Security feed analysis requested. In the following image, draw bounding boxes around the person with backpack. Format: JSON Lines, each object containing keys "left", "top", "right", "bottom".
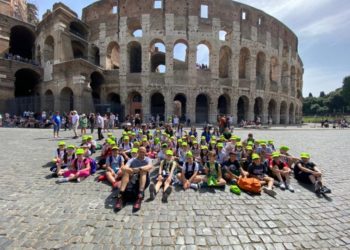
{"left": 149, "top": 150, "right": 176, "bottom": 202}
{"left": 119, "top": 136, "right": 133, "bottom": 153}
{"left": 294, "top": 153, "right": 331, "bottom": 194}
{"left": 115, "top": 147, "right": 153, "bottom": 212}
{"left": 51, "top": 141, "right": 67, "bottom": 175}
{"left": 177, "top": 151, "right": 202, "bottom": 190}
{"left": 202, "top": 151, "right": 226, "bottom": 187}
{"left": 56, "top": 148, "right": 91, "bottom": 183}
{"left": 247, "top": 153, "right": 276, "bottom": 197}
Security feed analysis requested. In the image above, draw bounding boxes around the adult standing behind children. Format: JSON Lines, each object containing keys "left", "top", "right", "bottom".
{"left": 71, "top": 111, "right": 79, "bottom": 139}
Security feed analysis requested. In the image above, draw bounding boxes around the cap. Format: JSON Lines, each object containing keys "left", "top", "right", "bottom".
{"left": 182, "top": 142, "right": 188, "bottom": 147}
{"left": 58, "top": 141, "right": 66, "bottom": 146}
{"left": 252, "top": 153, "right": 260, "bottom": 160}
{"left": 82, "top": 135, "right": 88, "bottom": 140}
{"left": 123, "top": 136, "right": 129, "bottom": 140}
{"left": 131, "top": 148, "right": 139, "bottom": 154}
{"left": 280, "top": 146, "right": 290, "bottom": 151}
{"left": 142, "top": 137, "right": 147, "bottom": 142}
{"left": 272, "top": 152, "right": 281, "bottom": 158}
{"left": 193, "top": 140, "right": 198, "bottom": 144}
{"left": 300, "top": 152, "right": 310, "bottom": 159}
{"left": 112, "top": 146, "right": 119, "bottom": 150}
{"left": 76, "top": 149, "right": 84, "bottom": 155}
{"left": 201, "top": 145, "right": 208, "bottom": 150}
{"left": 107, "top": 132, "right": 113, "bottom": 137}
{"left": 217, "top": 143, "right": 224, "bottom": 148}
{"left": 186, "top": 151, "right": 193, "bottom": 158}
{"left": 162, "top": 143, "right": 168, "bottom": 148}
{"left": 236, "top": 142, "right": 242, "bottom": 147}
{"left": 246, "top": 146, "right": 253, "bottom": 151}
{"left": 166, "top": 150, "right": 173, "bottom": 156}
{"left": 67, "top": 145, "right": 75, "bottom": 149}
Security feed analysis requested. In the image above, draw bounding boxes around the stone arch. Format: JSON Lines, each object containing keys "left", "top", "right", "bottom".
{"left": 128, "top": 41, "right": 142, "bottom": 73}
{"left": 9, "top": 25, "right": 35, "bottom": 59}
{"left": 151, "top": 92, "right": 165, "bottom": 121}
{"left": 43, "top": 36, "right": 54, "bottom": 63}
{"left": 280, "top": 101, "right": 288, "bottom": 124}
{"left": 128, "top": 91, "right": 142, "bottom": 116}
{"left": 106, "top": 42, "right": 120, "bottom": 69}
{"left": 270, "top": 57, "right": 279, "bottom": 82}
{"left": 291, "top": 66, "right": 296, "bottom": 97}
{"left": 254, "top": 97, "right": 263, "bottom": 121}
{"left": 60, "top": 87, "right": 74, "bottom": 112}
{"left": 218, "top": 94, "right": 230, "bottom": 115}
{"left": 14, "top": 68, "right": 40, "bottom": 97}
{"left": 90, "top": 71, "right": 104, "bottom": 107}
{"left": 196, "top": 93, "right": 209, "bottom": 123}
{"left": 237, "top": 96, "right": 249, "bottom": 123}
{"left": 69, "top": 21, "right": 88, "bottom": 40}
{"left": 281, "top": 62, "right": 289, "bottom": 94}
{"left": 196, "top": 41, "right": 211, "bottom": 69}
{"left": 128, "top": 19, "right": 143, "bottom": 37}
{"left": 174, "top": 93, "right": 187, "bottom": 122}
{"left": 256, "top": 52, "right": 266, "bottom": 90}
{"left": 173, "top": 39, "right": 188, "bottom": 70}
{"left": 268, "top": 99, "right": 277, "bottom": 124}
{"left": 44, "top": 89, "right": 54, "bottom": 112}
{"left": 71, "top": 40, "right": 87, "bottom": 59}
{"left": 289, "top": 102, "right": 295, "bottom": 124}
{"left": 239, "top": 47, "right": 250, "bottom": 79}
{"left": 92, "top": 45, "right": 100, "bottom": 66}
{"left": 219, "top": 46, "right": 232, "bottom": 78}
{"left": 107, "top": 93, "right": 122, "bottom": 115}
{"left": 150, "top": 39, "right": 166, "bottom": 73}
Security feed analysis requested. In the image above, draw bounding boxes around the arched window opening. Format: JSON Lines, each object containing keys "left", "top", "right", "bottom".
{"left": 43, "top": 36, "right": 54, "bottom": 63}
{"left": 173, "top": 41, "right": 188, "bottom": 70}
{"left": 128, "top": 42, "right": 142, "bottom": 73}
{"left": 239, "top": 48, "right": 250, "bottom": 79}
{"left": 196, "top": 42, "right": 210, "bottom": 70}
{"left": 90, "top": 72, "right": 104, "bottom": 107}
{"left": 150, "top": 41, "right": 166, "bottom": 73}
{"left": 174, "top": 94, "right": 187, "bottom": 122}
{"left": 219, "top": 30, "right": 227, "bottom": 41}
{"left": 237, "top": 96, "right": 249, "bottom": 123}
{"left": 9, "top": 26, "right": 35, "bottom": 60}
{"left": 106, "top": 42, "right": 120, "bottom": 69}
{"left": 196, "top": 94, "right": 209, "bottom": 123}
{"left": 256, "top": 52, "right": 266, "bottom": 90}
{"left": 71, "top": 41, "right": 86, "bottom": 59}
{"left": 151, "top": 93, "right": 165, "bottom": 121}
{"left": 219, "top": 46, "right": 232, "bottom": 78}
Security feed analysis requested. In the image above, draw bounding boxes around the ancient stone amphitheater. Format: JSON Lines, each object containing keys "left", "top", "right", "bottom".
{"left": 0, "top": 0, "right": 303, "bottom": 124}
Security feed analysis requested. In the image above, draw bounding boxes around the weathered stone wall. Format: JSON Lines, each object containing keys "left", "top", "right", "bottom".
{"left": 0, "top": 0, "right": 304, "bottom": 124}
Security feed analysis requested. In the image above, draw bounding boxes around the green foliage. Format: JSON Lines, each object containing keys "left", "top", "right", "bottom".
{"left": 303, "top": 76, "right": 349, "bottom": 116}
{"left": 342, "top": 76, "right": 350, "bottom": 106}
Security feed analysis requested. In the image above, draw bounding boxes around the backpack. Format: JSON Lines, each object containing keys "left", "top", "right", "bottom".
{"left": 108, "top": 155, "right": 122, "bottom": 170}
{"left": 237, "top": 177, "right": 261, "bottom": 193}
{"left": 72, "top": 158, "right": 97, "bottom": 175}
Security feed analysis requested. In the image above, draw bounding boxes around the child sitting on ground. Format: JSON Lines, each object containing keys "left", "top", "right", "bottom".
{"left": 149, "top": 150, "right": 176, "bottom": 202}
{"left": 177, "top": 151, "right": 202, "bottom": 190}
{"left": 202, "top": 151, "right": 226, "bottom": 187}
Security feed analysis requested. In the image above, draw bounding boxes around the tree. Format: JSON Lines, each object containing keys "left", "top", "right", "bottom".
{"left": 308, "top": 92, "right": 313, "bottom": 98}
{"left": 320, "top": 91, "right": 325, "bottom": 97}
{"left": 342, "top": 76, "right": 350, "bottom": 106}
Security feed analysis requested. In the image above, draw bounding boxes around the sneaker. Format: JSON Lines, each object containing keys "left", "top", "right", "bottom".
{"left": 190, "top": 183, "right": 198, "bottom": 190}
{"left": 315, "top": 181, "right": 322, "bottom": 193}
{"left": 97, "top": 175, "right": 107, "bottom": 182}
{"left": 263, "top": 187, "right": 277, "bottom": 197}
{"left": 279, "top": 182, "right": 286, "bottom": 190}
{"left": 288, "top": 185, "right": 295, "bottom": 193}
{"left": 320, "top": 186, "right": 331, "bottom": 194}
{"left": 56, "top": 177, "right": 68, "bottom": 183}
{"left": 115, "top": 195, "right": 124, "bottom": 211}
{"left": 77, "top": 178, "right": 81, "bottom": 183}
{"left": 162, "top": 187, "right": 172, "bottom": 203}
{"left": 149, "top": 183, "right": 156, "bottom": 200}
{"left": 133, "top": 194, "right": 143, "bottom": 211}
{"left": 51, "top": 173, "right": 58, "bottom": 178}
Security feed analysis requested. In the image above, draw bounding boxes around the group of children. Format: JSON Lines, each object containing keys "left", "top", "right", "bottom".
{"left": 51, "top": 128, "right": 331, "bottom": 211}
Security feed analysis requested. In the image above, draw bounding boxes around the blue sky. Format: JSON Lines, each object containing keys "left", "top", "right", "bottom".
{"left": 31, "top": 0, "right": 350, "bottom": 97}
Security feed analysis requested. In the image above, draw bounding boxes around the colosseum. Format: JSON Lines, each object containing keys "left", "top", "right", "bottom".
{"left": 0, "top": 0, "right": 303, "bottom": 124}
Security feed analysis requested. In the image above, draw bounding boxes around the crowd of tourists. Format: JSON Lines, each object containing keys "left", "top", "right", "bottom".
{"left": 49, "top": 121, "right": 331, "bottom": 212}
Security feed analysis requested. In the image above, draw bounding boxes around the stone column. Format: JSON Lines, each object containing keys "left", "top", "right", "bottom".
{"left": 247, "top": 97, "right": 255, "bottom": 122}
{"left": 262, "top": 101, "right": 268, "bottom": 124}
{"left": 275, "top": 101, "right": 281, "bottom": 125}
{"left": 231, "top": 98, "right": 238, "bottom": 125}
{"left": 187, "top": 94, "right": 196, "bottom": 125}
{"left": 209, "top": 95, "right": 218, "bottom": 124}
{"left": 142, "top": 91, "right": 150, "bottom": 122}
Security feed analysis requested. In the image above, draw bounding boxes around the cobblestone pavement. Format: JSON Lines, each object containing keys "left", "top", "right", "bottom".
{"left": 0, "top": 128, "right": 350, "bottom": 249}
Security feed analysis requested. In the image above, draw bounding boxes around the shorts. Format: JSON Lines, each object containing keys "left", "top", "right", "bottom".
{"left": 63, "top": 169, "right": 90, "bottom": 178}
{"left": 222, "top": 169, "right": 240, "bottom": 177}
{"left": 184, "top": 172, "right": 194, "bottom": 180}
{"left": 294, "top": 172, "right": 312, "bottom": 184}
{"left": 53, "top": 124, "right": 60, "bottom": 132}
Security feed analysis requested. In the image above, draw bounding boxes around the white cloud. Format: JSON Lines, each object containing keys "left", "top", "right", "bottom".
{"left": 298, "top": 9, "right": 350, "bottom": 38}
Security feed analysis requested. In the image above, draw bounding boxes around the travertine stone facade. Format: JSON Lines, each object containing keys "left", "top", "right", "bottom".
{"left": 0, "top": 0, "right": 303, "bottom": 124}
